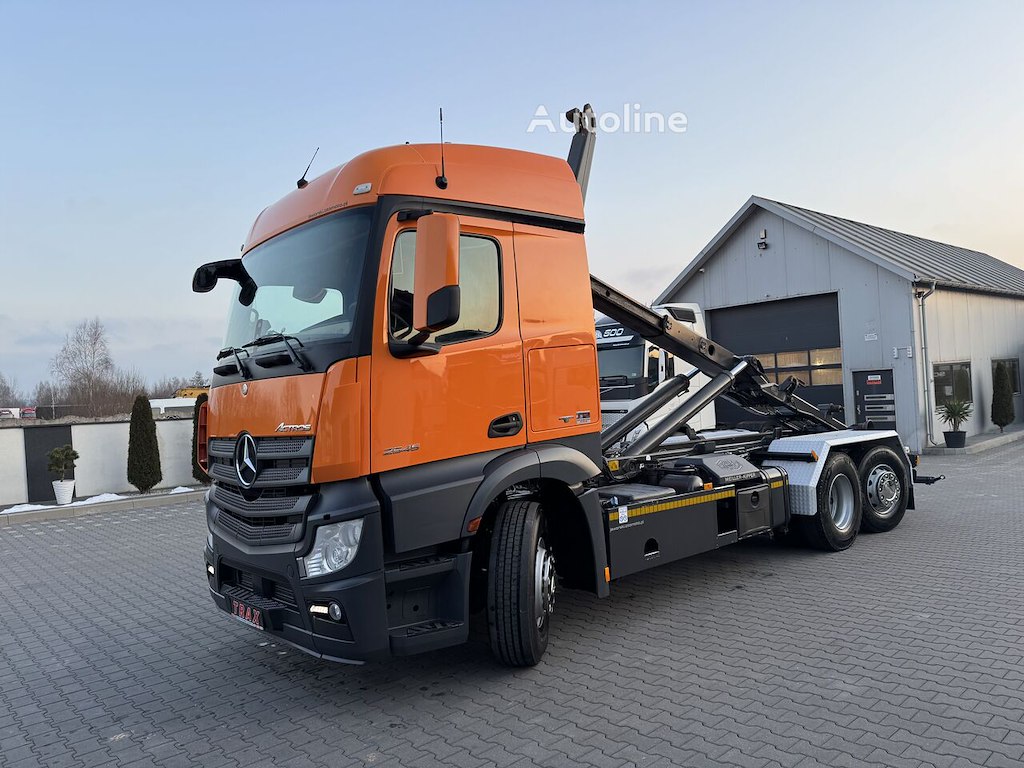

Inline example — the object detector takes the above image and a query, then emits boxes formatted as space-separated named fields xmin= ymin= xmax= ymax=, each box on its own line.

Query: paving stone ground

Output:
xmin=1 ymin=445 xmax=1023 ymax=768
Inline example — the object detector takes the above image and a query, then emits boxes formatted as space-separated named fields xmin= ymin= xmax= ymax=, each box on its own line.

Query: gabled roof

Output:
xmin=656 ymin=196 xmax=1024 ymax=302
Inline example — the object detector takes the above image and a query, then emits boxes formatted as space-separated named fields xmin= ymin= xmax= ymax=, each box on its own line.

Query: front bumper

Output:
xmin=203 ymin=480 xmax=471 ymax=663
xmin=206 ymin=546 xmax=390 ymax=663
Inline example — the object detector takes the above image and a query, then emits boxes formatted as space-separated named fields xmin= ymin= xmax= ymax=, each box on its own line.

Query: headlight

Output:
xmin=303 ymin=519 xmax=363 ymax=578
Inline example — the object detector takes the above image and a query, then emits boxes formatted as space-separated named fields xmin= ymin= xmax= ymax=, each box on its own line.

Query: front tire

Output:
xmin=799 ymin=452 xmax=863 ymax=551
xmin=858 ymin=446 xmax=909 ymax=533
xmin=487 ymin=500 xmax=555 ymax=667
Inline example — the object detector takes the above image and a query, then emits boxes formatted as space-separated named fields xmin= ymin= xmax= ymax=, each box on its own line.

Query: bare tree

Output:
xmin=95 ymin=368 xmax=147 ymax=416
xmin=149 ymin=376 xmax=191 ymax=399
xmin=0 ymin=372 xmax=24 ymax=406
xmin=51 ymin=318 xmax=115 ymax=417
xmin=32 ymin=380 xmax=61 ymax=419
xmin=150 ymin=371 xmax=210 ymax=398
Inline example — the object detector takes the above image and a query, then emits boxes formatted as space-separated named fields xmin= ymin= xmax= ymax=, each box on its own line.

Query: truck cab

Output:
xmin=196 ymin=143 xmax=607 ymax=664
xmin=597 ymin=303 xmax=715 ymax=437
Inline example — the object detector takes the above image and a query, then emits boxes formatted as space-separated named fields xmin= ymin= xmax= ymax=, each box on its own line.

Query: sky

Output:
xmin=2 ymin=1 xmax=1023 ymax=394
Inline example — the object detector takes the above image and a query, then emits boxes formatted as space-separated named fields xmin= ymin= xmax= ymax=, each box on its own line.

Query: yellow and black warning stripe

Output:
xmin=608 ymin=489 xmax=736 ymax=524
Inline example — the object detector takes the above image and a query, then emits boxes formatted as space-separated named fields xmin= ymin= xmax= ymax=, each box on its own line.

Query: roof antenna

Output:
xmin=435 ymin=108 xmax=448 ymax=190
xmin=296 ymin=146 xmax=319 ymax=189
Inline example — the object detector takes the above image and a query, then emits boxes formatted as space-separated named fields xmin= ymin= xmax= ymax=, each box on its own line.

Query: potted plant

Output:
xmin=48 ymin=444 xmax=80 ymax=505
xmin=936 ymin=399 xmax=973 ymax=448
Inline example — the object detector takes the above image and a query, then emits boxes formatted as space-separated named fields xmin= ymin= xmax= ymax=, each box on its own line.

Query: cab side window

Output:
xmin=647 ymin=348 xmax=661 ymax=387
xmin=389 ymin=230 xmax=501 ymax=345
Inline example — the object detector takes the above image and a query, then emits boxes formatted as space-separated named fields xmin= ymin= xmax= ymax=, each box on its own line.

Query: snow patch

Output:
xmin=169 ymin=486 xmax=195 ymax=494
xmin=3 ymin=493 xmax=128 ymax=515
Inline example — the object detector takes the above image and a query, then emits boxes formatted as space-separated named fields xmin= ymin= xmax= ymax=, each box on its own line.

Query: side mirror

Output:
xmin=192 ymin=263 xmax=222 ymax=292
xmin=413 ymin=213 xmax=460 ymax=333
xmin=192 ymin=259 xmax=257 ymax=306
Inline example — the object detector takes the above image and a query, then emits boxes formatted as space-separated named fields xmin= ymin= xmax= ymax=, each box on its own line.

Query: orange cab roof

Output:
xmin=244 ymin=143 xmax=584 ymax=252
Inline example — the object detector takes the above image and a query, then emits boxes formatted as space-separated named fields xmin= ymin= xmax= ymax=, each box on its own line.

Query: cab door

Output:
xmin=370 ymin=214 xmax=525 ymax=473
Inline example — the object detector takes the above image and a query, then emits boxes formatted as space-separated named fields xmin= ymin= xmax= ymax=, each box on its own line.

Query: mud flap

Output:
xmin=578 ymin=488 xmax=610 ymax=598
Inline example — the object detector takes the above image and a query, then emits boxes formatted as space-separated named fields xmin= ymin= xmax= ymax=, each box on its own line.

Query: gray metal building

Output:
xmin=656 ymin=197 xmax=1024 ymax=452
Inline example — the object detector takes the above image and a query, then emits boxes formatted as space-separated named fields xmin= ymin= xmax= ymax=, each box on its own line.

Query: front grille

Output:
xmin=217 ymin=507 xmax=302 ymax=545
xmin=209 ymin=438 xmax=235 ymax=454
xmin=207 ymin=434 xmax=313 ymax=487
xmin=257 ymin=436 xmax=307 ymax=453
xmin=257 ymin=466 xmax=306 ymax=482
xmin=209 ymin=434 xmax=315 ymax=546
xmin=214 ymin=484 xmax=305 ymax=513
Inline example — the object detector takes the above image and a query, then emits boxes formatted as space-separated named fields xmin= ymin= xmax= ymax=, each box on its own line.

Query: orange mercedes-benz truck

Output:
xmin=196 ymin=106 xmax=937 ymax=666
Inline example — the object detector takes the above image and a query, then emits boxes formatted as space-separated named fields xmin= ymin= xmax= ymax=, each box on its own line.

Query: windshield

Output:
xmin=598 ymin=344 xmax=644 ymax=379
xmin=223 ymin=207 xmax=373 ymax=350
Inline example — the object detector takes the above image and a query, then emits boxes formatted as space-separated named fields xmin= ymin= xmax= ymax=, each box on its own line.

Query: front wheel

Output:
xmin=858 ymin=446 xmax=909 ymax=533
xmin=487 ymin=499 xmax=555 ymax=667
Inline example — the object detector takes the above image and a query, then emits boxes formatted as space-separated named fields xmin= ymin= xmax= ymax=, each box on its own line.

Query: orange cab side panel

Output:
xmin=208 ymin=375 xmax=324 ymax=438
xmin=369 ymin=216 xmax=526 ymax=473
xmin=513 ymin=223 xmax=601 ymax=442
xmin=311 ymin=357 xmax=371 ymax=484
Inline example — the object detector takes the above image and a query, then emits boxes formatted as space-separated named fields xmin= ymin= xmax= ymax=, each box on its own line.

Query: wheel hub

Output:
xmin=534 ymin=537 xmax=556 ymax=629
xmin=866 ymin=464 xmax=900 ymax=517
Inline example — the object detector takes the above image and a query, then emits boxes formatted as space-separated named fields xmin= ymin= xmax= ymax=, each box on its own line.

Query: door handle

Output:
xmin=488 ymin=412 xmax=523 ymax=438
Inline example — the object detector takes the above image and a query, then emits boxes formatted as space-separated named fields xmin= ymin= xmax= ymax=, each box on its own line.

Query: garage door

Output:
xmin=707 ymin=293 xmax=844 ymax=426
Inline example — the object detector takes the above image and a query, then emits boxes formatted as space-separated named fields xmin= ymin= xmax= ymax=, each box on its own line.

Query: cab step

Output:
xmin=389 ymin=620 xmax=466 ymax=656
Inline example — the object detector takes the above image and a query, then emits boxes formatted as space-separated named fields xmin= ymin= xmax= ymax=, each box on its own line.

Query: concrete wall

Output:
xmin=0 ymin=419 xmax=195 ymax=505
xmin=664 ymin=209 xmax=923 ymax=450
xmin=922 ymin=289 xmax=1024 ymax=441
xmin=0 ymin=428 xmax=29 ymax=505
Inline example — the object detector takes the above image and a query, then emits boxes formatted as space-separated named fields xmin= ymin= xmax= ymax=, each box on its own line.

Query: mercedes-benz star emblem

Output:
xmin=234 ymin=433 xmax=258 ymax=488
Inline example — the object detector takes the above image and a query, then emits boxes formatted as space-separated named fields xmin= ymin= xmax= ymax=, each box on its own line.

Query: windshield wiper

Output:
xmin=215 ymin=346 xmax=253 ymax=380
xmin=242 ymin=333 xmax=311 ymax=371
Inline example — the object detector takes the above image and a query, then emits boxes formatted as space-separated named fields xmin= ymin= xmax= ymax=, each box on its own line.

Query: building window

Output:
xmin=389 ymin=231 xmax=501 ymax=346
xmin=811 ymin=368 xmax=844 ymax=386
xmin=750 ymin=347 xmax=842 ymax=387
xmin=933 ymin=362 xmax=973 ymax=405
xmin=776 ymin=351 xmax=809 ymax=369
xmin=992 ymin=358 xmax=1021 ymax=395
xmin=810 ymin=347 xmax=842 ymax=366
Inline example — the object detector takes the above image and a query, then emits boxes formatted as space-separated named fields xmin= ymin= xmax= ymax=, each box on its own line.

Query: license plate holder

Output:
xmin=228 ymin=597 xmax=265 ymax=631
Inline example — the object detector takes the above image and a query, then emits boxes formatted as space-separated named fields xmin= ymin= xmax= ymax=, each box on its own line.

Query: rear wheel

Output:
xmin=858 ymin=446 xmax=909 ymax=533
xmin=487 ymin=499 xmax=555 ymax=666
xmin=799 ymin=452 xmax=862 ymax=551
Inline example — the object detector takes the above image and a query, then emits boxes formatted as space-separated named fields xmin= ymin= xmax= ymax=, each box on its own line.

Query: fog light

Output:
xmin=328 ymin=602 xmax=343 ymax=621
xmin=206 ymin=564 xmax=215 ymax=576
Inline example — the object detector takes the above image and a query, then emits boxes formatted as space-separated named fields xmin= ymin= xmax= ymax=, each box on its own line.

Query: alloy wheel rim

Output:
xmin=866 ymin=463 xmax=900 ymax=518
xmin=829 ymin=474 xmax=856 ymax=533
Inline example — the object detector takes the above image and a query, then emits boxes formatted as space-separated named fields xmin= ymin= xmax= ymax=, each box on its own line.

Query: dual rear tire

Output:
xmin=799 ymin=446 xmax=909 ymax=551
